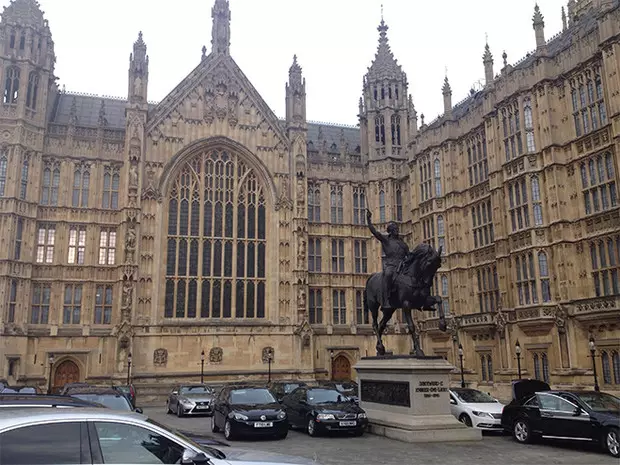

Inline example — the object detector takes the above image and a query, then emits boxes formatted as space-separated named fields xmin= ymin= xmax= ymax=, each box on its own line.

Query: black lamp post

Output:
xmin=267 ymin=349 xmax=274 ymax=383
xmin=200 ymin=350 xmax=205 ymax=384
xmin=589 ymin=336 xmax=600 ymax=392
xmin=515 ymin=340 xmax=522 ymax=379
xmin=330 ymin=350 xmax=335 ymax=380
xmin=126 ymin=352 xmax=132 ymax=385
xmin=47 ymin=353 xmax=55 ymax=394
xmin=458 ymin=344 xmax=465 ymax=388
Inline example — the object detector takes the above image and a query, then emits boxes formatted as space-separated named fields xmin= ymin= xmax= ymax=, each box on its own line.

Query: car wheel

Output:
xmin=307 ymin=417 xmax=317 ymax=437
xmin=224 ymin=420 xmax=234 ymax=440
xmin=459 ymin=413 xmax=472 ymax=427
xmin=211 ymin=416 xmax=220 ymax=433
xmin=513 ymin=418 xmax=531 ymax=444
xmin=604 ymin=427 xmax=619 ymax=458
xmin=176 ymin=404 xmax=183 ymax=418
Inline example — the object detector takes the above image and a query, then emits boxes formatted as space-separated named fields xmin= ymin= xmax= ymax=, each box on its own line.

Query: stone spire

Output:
xmin=211 ymin=0 xmax=231 ymax=55
xmin=533 ymin=4 xmax=546 ymax=51
xmin=442 ymin=74 xmax=452 ymax=118
xmin=483 ymin=41 xmax=494 ymax=85
xmin=367 ymin=15 xmax=402 ymax=80
xmin=98 ymin=100 xmax=107 ymax=127
xmin=285 ymin=54 xmax=306 ymax=129
xmin=128 ymin=31 xmax=149 ymax=103
xmin=1 ymin=0 xmax=46 ymax=27
xmin=561 ymin=6 xmax=567 ymax=31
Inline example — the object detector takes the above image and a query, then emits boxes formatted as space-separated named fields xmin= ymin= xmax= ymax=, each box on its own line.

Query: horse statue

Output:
xmin=363 ymin=243 xmax=447 ymax=356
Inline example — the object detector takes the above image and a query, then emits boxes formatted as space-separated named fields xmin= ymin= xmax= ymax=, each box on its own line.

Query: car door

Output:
xmin=214 ymin=387 xmax=229 ymax=429
xmin=290 ymin=389 xmax=307 ymax=427
xmin=449 ymin=393 xmax=460 ymax=418
xmin=537 ymin=393 xmax=589 ymax=438
xmin=0 ymin=421 xmax=89 ymax=464
xmin=89 ymin=421 xmax=187 ymax=464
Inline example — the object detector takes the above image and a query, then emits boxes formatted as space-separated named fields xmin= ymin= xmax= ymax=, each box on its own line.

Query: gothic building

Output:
xmin=0 ymin=0 xmax=618 ymax=398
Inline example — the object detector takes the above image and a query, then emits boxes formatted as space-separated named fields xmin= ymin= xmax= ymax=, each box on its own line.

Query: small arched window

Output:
xmin=539 ymin=251 xmax=551 ymax=302
xmin=532 ymin=176 xmax=543 ymax=226
xmin=0 ymin=155 xmax=7 ymax=197
xmin=395 ymin=187 xmax=402 ymax=221
xmin=19 ymin=32 xmax=25 ymax=50
xmin=602 ymin=351 xmax=612 ymax=384
xmin=4 ymin=67 xmax=20 ymax=104
xmin=26 ymin=72 xmax=39 ymax=110
xmin=434 ymin=159 xmax=442 ymax=197
xmin=441 ymin=275 xmax=449 ymax=315
xmin=605 ymin=152 xmax=614 ymax=180
xmin=480 ymin=355 xmax=487 ymax=381
xmin=20 ymin=159 xmax=29 ymax=200
xmin=379 ymin=189 xmax=386 ymax=223
xmin=437 ymin=215 xmax=445 ymax=253
xmin=613 ymin=351 xmax=620 ymax=385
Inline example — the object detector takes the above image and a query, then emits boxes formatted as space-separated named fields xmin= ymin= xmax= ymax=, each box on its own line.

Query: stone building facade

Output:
xmin=0 ymin=0 xmax=618 ymax=397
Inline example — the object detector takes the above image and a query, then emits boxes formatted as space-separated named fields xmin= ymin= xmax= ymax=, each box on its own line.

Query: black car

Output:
xmin=282 ymin=386 xmax=368 ymax=436
xmin=268 ymin=380 xmax=308 ymax=402
xmin=212 ymin=386 xmax=288 ymax=440
xmin=319 ymin=381 xmax=359 ymax=403
xmin=0 ymin=394 xmax=104 ymax=409
xmin=501 ymin=380 xmax=620 ymax=458
xmin=65 ymin=387 xmax=143 ymax=413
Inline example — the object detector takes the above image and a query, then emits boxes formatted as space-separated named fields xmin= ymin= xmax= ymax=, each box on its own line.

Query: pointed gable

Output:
xmin=366 ymin=19 xmax=405 ymax=82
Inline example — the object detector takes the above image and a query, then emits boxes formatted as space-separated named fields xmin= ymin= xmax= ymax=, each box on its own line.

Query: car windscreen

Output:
xmin=72 ymin=394 xmax=132 ymax=411
xmin=180 ymin=386 xmax=213 ymax=395
xmin=308 ymin=389 xmax=345 ymax=404
xmin=453 ymin=390 xmax=496 ymax=403
xmin=576 ymin=392 xmax=620 ymax=413
xmin=229 ymin=389 xmax=276 ymax=405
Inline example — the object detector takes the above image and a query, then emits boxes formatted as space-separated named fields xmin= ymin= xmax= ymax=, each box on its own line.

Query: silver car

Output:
xmin=168 ymin=384 xmax=216 ymax=417
xmin=0 ymin=408 xmax=297 ymax=465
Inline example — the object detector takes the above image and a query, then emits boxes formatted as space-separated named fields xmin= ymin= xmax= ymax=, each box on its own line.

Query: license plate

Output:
xmin=254 ymin=421 xmax=273 ymax=428
xmin=339 ymin=421 xmax=356 ymax=427
xmin=196 ymin=406 xmax=209 ymax=409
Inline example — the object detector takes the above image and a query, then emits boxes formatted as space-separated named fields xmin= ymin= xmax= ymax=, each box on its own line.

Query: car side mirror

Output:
xmin=181 ymin=451 xmax=210 ymax=465
xmin=573 ymin=406 xmax=584 ymax=416
xmin=134 ymin=407 xmax=143 ymax=414
xmin=172 ymin=391 xmax=178 ymax=395
xmin=450 ymin=399 xmax=457 ymax=405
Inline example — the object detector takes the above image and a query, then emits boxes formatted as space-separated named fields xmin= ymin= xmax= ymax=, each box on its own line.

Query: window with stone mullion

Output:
xmin=355 ymin=290 xmax=369 ymax=325
xmin=516 ymin=253 xmax=538 ymax=306
xmin=307 ymin=184 xmax=321 ymax=223
xmin=571 ymin=69 xmax=607 ymax=138
xmin=472 ymin=200 xmax=493 ymax=249
xmin=352 ymin=187 xmax=366 ymax=225
xmin=580 ymin=152 xmax=617 ymax=215
xmin=332 ymin=289 xmax=346 ymax=325
xmin=63 ymin=284 xmax=82 ymax=325
xmin=94 ymin=285 xmax=113 ymax=325
xmin=30 ymin=283 xmax=50 ymax=324
xmin=36 ymin=223 xmax=55 ymax=264
xmin=354 ymin=240 xmax=367 ymax=274
xmin=164 ymin=150 xmax=267 ymax=320
xmin=330 ymin=185 xmax=344 ymax=224
xmin=331 ymin=239 xmax=345 ymax=273
xmin=308 ymin=238 xmax=321 ymax=273
xmin=477 ymin=265 xmax=499 ymax=313
xmin=508 ymin=178 xmax=531 ymax=232
xmin=467 ymin=134 xmax=488 ymax=186
xmin=590 ymin=235 xmax=620 ymax=297
xmin=309 ymin=289 xmax=323 ymax=324
xmin=502 ymin=102 xmax=523 ymax=162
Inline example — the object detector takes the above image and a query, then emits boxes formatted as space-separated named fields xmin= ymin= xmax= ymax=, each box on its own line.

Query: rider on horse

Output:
xmin=366 ymin=209 xmax=409 ymax=310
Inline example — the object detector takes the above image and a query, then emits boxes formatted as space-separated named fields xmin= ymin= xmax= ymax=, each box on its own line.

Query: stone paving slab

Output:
xmin=143 ymin=407 xmax=616 ymax=465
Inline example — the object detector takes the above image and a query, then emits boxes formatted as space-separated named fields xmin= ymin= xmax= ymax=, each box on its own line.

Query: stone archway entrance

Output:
xmin=53 ymin=359 xmax=80 ymax=393
xmin=331 ymin=355 xmax=351 ymax=381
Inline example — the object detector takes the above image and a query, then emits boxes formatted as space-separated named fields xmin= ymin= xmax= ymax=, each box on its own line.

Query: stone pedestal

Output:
xmin=354 ymin=355 xmax=482 ymax=443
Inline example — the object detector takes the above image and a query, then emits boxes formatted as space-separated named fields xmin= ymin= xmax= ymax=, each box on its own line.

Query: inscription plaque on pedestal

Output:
xmin=360 ymin=380 xmax=411 ymax=407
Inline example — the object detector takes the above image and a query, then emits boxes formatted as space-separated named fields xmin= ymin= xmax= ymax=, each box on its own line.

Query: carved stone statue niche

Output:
xmin=125 ymin=228 xmax=137 ymax=264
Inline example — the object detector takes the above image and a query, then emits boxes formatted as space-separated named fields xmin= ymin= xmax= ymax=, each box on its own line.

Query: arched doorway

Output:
xmin=53 ymin=359 xmax=80 ymax=393
xmin=331 ymin=355 xmax=351 ymax=381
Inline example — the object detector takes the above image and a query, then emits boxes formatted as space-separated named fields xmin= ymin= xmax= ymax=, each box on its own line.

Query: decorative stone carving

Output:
xmin=262 ymin=347 xmax=275 ymax=363
xmin=494 ymin=310 xmax=507 ymax=337
xmin=121 ymin=280 xmax=133 ymax=321
xmin=297 ymin=235 xmax=306 ymax=269
xmin=153 ymin=348 xmax=168 ymax=367
xmin=125 ymin=228 xmax=137 ymax=264
xmin=129 ymin=163 xmax=139 ymax=188
xmin=297 ymin=286 xmax=306 ymax=310
xmin=554 ymin=304 xmax=567 ymax=334
xmin=209 ymin=347 xmax=223 ymax=363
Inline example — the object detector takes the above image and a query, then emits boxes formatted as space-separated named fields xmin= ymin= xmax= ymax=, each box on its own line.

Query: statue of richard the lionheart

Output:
xmin=364 ymin=209 xmax=447 ymax=356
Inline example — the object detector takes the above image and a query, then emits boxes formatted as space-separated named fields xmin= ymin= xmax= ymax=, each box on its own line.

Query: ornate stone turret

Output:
xmin=285 ymin=55 xmax=306 ymax=131
xmin=533 ymin=4 xmax=546 ymax=52
xmin=128 ymin=31 xmax=148 ymax=104
xmin=483 ymin=42 xmax=494 ymax=86
xmin=211 ymin=0 xmax=231 ymax=55
xmin=360 ymin=12 xmax=412 ymax=160
xmin=561 ymin=6 xmax=567 ymax=31
xmin=442 ymin=75 xmax=452 ymax=118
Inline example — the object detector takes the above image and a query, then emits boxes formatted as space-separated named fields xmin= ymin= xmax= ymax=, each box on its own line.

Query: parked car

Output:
xmin=58 ymin=382 xmax=90 ymax=395
xmin=449 ymin=388 xmax=504 ymax=430
xmin=0 ymin=408 xmax=298 ymax=465
xmin=0 ymin=385 xmax=42 ymax=394
xmin=168 ymin=384 xmax=216 ymax=417
xmin=501 ymin=379 xmax=620 ymax=458
xmin=0 ymin=394 xmax=104 ymax=409
xmin=64 ymin=386 xmax=143 ymax=413
xmin=281 ymin=386 xmax=368 ymax=437
xmin=114 ymin=383 xmax=136 ymax=407
xmin=212 ymin=386 xmax=288 ymax=440
xmin=268 ymin=380 xmax=308 ymax=402
xmin=319 ymin=381 xmax=359 ymax=403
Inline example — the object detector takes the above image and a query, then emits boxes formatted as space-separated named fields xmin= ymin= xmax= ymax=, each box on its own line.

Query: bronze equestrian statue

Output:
xmin=365 ymin=209 xmax=447 ymax=356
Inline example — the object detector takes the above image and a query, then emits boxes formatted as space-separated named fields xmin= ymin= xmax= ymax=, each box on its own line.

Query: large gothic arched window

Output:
xmin=165 ymin=149 xmax=266 ymax=319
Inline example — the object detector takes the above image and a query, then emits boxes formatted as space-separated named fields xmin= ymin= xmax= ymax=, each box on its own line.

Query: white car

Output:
xmin=449 ymin=388 xmax=505 ymax=431
xmin=0 ymin=408 xmax=301 ymax=465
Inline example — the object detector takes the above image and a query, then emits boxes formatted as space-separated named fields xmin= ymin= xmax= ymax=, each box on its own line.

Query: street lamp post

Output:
xmin=267 ymin=349 xmax=274 ymax=383
xmin=458 ymin=344 xmax=465 ymax=388
xmin=47 ymin=354 xmax=55 ymax=394
xmin=589 ymin=336 xmax=600 ymax=392
xmin=200 ymin=350 xmax=205 ymax=384
xmin=515 ymin=340 xmax=522 ymax=379
xmin=126 ymin=352 xmax=132 ymax=385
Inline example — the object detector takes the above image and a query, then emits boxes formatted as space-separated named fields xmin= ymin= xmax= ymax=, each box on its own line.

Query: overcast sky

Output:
xmin=32 ymin=0 xmax=567 ymax=125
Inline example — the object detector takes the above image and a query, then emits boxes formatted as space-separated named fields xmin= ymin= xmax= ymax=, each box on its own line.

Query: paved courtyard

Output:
xmin=144 ymin=407 xmax=616 ymax=465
